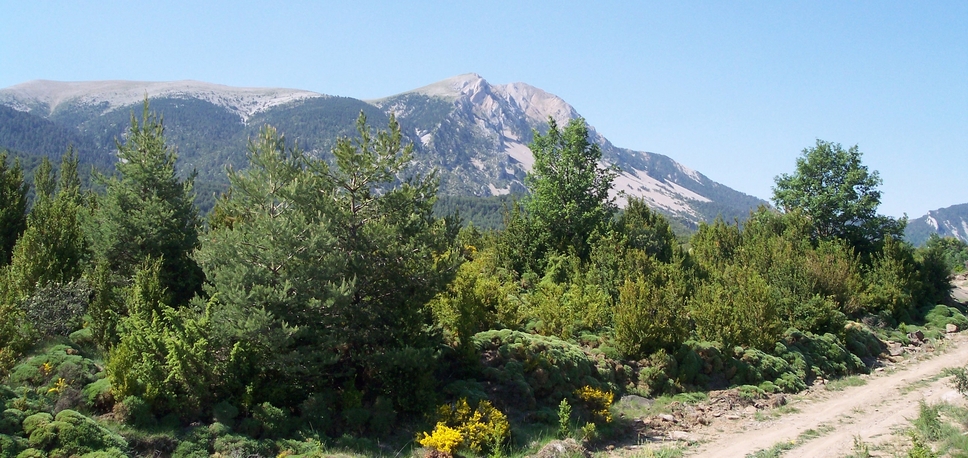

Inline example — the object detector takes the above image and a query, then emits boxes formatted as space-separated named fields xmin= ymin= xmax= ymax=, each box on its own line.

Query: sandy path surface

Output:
xmin=684 ymin=311 xmax=968 ymax=457
xmin=685 ymin=335 xmax=967 ymax=457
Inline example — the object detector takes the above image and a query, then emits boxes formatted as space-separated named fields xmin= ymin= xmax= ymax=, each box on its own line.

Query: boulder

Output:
xmin=907 ymin=330 xmax=925 ymax=344
xmin=668 ymin=431 xmax=693 ymax=442
xmin=616 ymin=394 xmax=654 ymax=410
xmin=529 ymin=438 xmax=590 ymax=458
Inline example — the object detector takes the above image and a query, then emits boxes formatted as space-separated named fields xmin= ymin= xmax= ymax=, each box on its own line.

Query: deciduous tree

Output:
xmin=772 ymin=140 xmax=903 ymax=255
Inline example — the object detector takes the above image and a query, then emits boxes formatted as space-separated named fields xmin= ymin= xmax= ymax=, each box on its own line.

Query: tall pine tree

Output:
xmin=0 ymin=151 xmax=28 ymax=266
xmin=88 ymin=101 xmax=203 ymax=306
xmin=7 ymin=150 xmax=87 ymax=298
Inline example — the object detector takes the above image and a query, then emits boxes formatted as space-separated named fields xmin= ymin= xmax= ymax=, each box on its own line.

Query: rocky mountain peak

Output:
xmin=0 ymin=80 xmax=323 ymax=120
xmin=0 ymin=74 xmax=768 ymax=227
xmin=408 ymin=73 xmax=489 ymax=100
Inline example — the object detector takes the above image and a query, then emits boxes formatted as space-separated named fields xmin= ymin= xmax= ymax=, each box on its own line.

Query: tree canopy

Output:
xmin=772 ymin=139 xmax=903 ymax=255
xmin=525 ymin=117 xmax=617 ymax=260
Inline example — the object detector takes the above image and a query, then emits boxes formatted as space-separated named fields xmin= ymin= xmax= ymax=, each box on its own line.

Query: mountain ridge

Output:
xmin=905 ymin=203 xmax=968 ymax=246
xmin=0 ymin=74 xmax=767 ymax=227
xmin=0 ymin=79 xmax=324 ymax=121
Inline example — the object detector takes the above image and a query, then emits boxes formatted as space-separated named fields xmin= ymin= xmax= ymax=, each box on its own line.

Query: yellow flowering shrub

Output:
xmin=575 ymin=385 xmax=614 ymax=423
xmin=419 ymin=398 xmax=510 ymax=455
xmin=418 ymin=422 xmax=463 ymax=455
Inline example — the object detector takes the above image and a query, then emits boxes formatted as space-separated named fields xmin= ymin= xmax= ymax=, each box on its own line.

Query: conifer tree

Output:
xmin=195 ymin=125 xmax=349 ymax=407
xmin=88 ymin=101 xmax=202 ymax=305
xmin=0 ymin=151 xmax=28 ymax=266
xmin=7 ymin=150 xmax=87 ymax=298
xmin=196 ymin=113 xmax=457 ymax=414
xmin=525 ymin=117 xmax=616 ymax=261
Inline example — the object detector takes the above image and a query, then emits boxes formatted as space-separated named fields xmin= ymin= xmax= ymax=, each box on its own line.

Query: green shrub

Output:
xmin=471 ymin=330 xmax=616 ymax=411
xmin=691 ymin=265 xmax=783 ymax=351
xmin=67 ymin=328 xmax=95 ymax=350
xmin=253 ymin=402 xmax=291 ymax=439
xmin=367 ymin=396 xmax=396 ymax=437
xmin=442 ymin=380 xmax=488 ymax=403
xmin=526 ymin=253 xmax=611 ymax=340
xmin=861 ymin=237 xmax=921 ymax=318
xmin=429 ymin=249 xmax=522 ymax=349
xmin=731 ymin=348 xmax=794 ymax=387
xmin=737 ymin=385 xmax=765 ymax=400
xmin=0 ymin=433 xmax=27 ymax=458
xmin=633 ymin=349 xmax=678 ymax=396
xmin=844 ymin=322 xmax=885 ymax=360
xmin=21 ymin=413 xmax=52 ymax=437
xmin=925 ymin=305 xmax=968 ymax=330
xmin=19 ymin=280 xmax=91 ymax=338
xmin=172 ymin=438 xmax=210 ymax=458
xmin=6 ymin=344 xmax=97 ymax=396
xmin=0 ymin=408 xmax=26 ymax=435
xmin=0 ymin=385 xmax=14 ymax=404
xmin=80 ymin=378 xmax=112 ymax=413
xmin=113 ymin=395 xmax=153 ymax=427
xmin=614 ymin=266 xmax=690 ymax=359
xmin=211 ymin=400 xmax=238 ymax=426
xmin=13 ymin=448 xmax=44 ymax=458
xmin=40 ymin=409 xmax=126 ymax=456
xmin=782 ymin=330 xmax=866 ymax=379
xmin=212 ymin=433 xmax=272 ymax=457
xmin=296 ymin=394 xmax=333 ymax=435
xmin=209 ymin=422 xmax=232 ymax=437
xmin=557 ymin=399 xmax=572 ymax=438
xmin=366 ymin=345 xmax=436 ymax=415
xmin=78 ymin=449 xmax=127 ymax=458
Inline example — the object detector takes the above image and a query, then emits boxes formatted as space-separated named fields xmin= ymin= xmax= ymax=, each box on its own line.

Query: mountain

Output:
xmin=0 ymin=74 xmax=766 ymax=226
xmin=905 ymin=203 xmax=968 ymax=246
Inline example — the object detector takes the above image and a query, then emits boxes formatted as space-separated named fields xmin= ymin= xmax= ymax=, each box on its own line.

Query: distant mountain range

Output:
xmin=0 ymin=74 xmax=769 ymax=227
xmin=905 ymin=203 xmax=968 ymax=246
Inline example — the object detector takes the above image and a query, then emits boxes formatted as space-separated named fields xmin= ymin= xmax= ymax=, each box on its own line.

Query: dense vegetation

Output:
xmin=0 ymin=106 xmax=963 ymax=457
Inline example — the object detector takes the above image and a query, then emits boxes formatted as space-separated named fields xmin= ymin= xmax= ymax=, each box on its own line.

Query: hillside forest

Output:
xmin=1 ymin=102 xmax=968 ymax=457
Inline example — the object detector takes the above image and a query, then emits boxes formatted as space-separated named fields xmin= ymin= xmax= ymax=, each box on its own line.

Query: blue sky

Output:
xmin=1 ymin=1 xmax=965 ymax=218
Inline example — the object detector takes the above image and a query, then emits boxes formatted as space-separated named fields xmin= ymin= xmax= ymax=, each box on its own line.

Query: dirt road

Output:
xmin=683 ymin=332 xmax=968 ymax=457
xmin=676 ymin=277 xmax=968 ymax=458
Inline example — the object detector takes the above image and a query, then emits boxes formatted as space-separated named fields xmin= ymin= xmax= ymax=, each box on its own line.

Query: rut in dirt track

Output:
xmin=686 ymin=332 xmax=968 ymax=457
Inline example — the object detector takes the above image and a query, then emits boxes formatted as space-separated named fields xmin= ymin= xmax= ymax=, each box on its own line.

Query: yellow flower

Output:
xmin=418 ymin=422 xmax=463 ymax=455
xmin=47 ymin=378 xmax=68 ymax=394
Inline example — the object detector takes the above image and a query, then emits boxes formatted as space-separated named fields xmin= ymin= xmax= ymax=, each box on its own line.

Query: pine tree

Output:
xmin=7 ymin=150 xmax=87 ymax=298
xmin=88 ymin=101 xmax=202 ymax=305
xmin=525 ymin=117 xmax=616 ymax=261
xmin=196 ymin=114 xmax=457 ymax=414
xmin=196 ymin=125 xmax=351 ymax=408
xmin=0 ymin=151 xmax=28 ymax=266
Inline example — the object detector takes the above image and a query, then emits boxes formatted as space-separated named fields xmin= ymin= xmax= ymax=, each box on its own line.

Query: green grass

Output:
xmin=746 ymin=440 xmax=796 ymax=458
xmin=745 ymin=424 xmax=834 ymax=457
xmin=825 ymin=375 xmax=867 ymax=391
xmin=610 ymin=444 xmax=686 ymax=458
xmin=842 ymin=435 xmax=871 ymax=458
xmin=899 ymin=371 xmax=948 ymax=395
xmin=753 ymin=404 xmax=801 ymax=421
xmin=908 ymin=401 xmax=968 ymax=457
